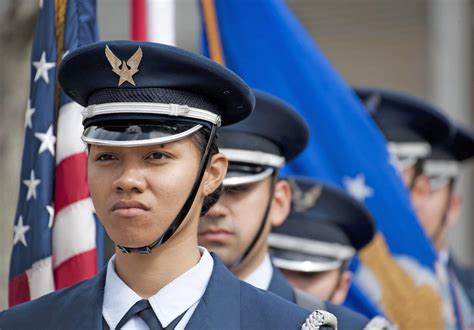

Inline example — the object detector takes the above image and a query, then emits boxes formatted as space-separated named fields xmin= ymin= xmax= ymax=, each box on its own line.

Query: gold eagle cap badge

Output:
xmin=105 ymin=45 xmax=143 ymax=86
xmin=289 ymin=178 xmax=322 ymax=213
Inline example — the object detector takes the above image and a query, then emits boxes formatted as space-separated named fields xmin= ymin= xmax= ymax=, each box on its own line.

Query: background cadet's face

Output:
xmin=87 ymin=139 xmax=201 ymax=248
xmin=281 ymin=268 xmax=352 ymax=305
xmin=198 ymin=178 xmax=272 ymax=266
xmin=417 ymin=184 xmax=450 ymax=239
xmin=401 ymin=165 xmax=416 ymax=187
xmin=402 ymin=166 xmax=432 ymax=223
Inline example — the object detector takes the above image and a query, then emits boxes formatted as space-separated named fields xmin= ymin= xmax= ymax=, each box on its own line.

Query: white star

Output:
xmin=32 ymin=51 xmax=56 ymax=84
xmin=343 ymin=173 xmax=374 ymax=202
xmin=23 ymin=170 xmax=41 ymax=201
xmin=35 ymin=125 xmax=56 ymax=156
xmin=13 ymin=216 xmax=31 ymax=247
xmin=25 ymin=100 xmax=36 ymax=129
xmin=39 ymin=0 xmax=43 ymax=9
xmin=46 ymin=205 xmax=54 ymax=228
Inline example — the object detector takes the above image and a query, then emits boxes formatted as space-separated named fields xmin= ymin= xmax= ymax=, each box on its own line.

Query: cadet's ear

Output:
xmin=269 ymin=180 xmax=291 ymax=227
xmin=203 ymin=153 xmax=228 ymax=196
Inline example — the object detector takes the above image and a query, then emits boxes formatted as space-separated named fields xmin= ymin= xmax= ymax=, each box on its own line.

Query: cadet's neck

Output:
xmin=233 ymin=240 xmax=269 ymax=280
xmin=114 ymin=228 xmax=201 ymax=298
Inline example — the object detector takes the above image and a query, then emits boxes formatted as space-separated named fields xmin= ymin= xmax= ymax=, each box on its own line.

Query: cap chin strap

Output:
xmin=230 ymin=172 xmax=278 ymax=270
xmin=430 ymin=178 xmax=456 ymax=247
xmin=116 ymin=124 xmax=218 ymax=254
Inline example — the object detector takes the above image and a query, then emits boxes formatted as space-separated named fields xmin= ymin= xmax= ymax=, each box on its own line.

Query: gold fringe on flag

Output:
xmin=360 ymin=234 xmax=444 ymax=329
xmin=201 ymin=0 xmax=225 ymax=65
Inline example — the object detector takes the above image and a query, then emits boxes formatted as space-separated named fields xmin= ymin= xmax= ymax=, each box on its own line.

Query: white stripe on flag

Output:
xmin=147 ymin=0 xmax=176 ymax=46
xmin=26 ymin=257 xmax=55 ymax=300
xmin=52 ymin=198 xmax=96 ymax=268
xmin=56 ymin=101 xmax=86 ymax=165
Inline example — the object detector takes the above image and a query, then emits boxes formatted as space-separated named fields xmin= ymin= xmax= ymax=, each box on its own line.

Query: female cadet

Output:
xmin=0 ymin=41 xmax=332 ymax=329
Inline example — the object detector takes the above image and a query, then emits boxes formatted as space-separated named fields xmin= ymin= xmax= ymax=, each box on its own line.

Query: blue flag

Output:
xmin=199 ymin=0 xmax=445 ymax=326
xmin=9 ymin=0 xmax=102 ymax=307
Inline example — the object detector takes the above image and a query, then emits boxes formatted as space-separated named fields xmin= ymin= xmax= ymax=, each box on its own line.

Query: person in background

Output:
xmin=355 ymin=87 xmax=452 ymax=216
xmin=419 ymin=124 xmax=474 ymax=325
xmin=269 ymin=176 xmax=375 ymax=306
xmin=199 ymin=89 xmax=370 ymax=329
xmin=356 ymin=87 xmax=472 ymax=329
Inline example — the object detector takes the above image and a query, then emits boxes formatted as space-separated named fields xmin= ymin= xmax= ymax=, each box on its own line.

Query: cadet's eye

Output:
xmin=224 ymin=184 xmax=250 ymax=195
xmin=147 ymin=151 xmax=168 ymax=160
xmin=96 ymin=153 xmax=116 ymax=161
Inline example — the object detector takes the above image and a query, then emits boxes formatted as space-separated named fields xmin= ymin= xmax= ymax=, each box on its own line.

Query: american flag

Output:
xmin=8 ymin=0 xmax=102 ymax=307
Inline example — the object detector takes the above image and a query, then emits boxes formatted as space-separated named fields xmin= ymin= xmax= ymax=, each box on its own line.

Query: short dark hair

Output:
xmin=190 ymin=127 xmax=223 ymax=216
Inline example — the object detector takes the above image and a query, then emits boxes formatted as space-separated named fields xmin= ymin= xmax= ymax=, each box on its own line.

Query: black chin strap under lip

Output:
xmin=117 ymin=124 xmax=218 ymax=254
xmin=230 ymin=172 xmax=278 ymax=270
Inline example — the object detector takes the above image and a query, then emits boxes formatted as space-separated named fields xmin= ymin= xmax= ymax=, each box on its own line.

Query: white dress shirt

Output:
xmin=102 ymin=247 xmax=213 ymax=329
xmin=243 ymin=253 xmax=273 ymax=290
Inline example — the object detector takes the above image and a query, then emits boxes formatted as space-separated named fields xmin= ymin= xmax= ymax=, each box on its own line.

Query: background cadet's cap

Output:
xmin=219 ymin=89 xmax=310 ymax=186
xmin=58 ymin=40 xmax=254 ymax=146
xmin=354 ymin=87 xmax=452 ymax=171
xmin=269 ymin=176 xmax=376 ymax=273
xmin=424 ymin=124 xmax=474 ymax=190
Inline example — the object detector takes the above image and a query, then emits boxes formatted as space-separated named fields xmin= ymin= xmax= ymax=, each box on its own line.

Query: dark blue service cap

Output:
xmin=424 ymin=124 xmax=474 ymax=188
xmin=429 ymin=124 xmax=474 ymax=162
xmin=269 ymin=176 xmax=375 ymax=272
xmin=58 ymin=40 xmax=254 ymax=128
xmin=219 ymin=90 xmax=309 ymax=186
xmin=355 ymin=87 xmax=453 ymax=170
xmin=355 ymin=87 xmax=451 ymax=144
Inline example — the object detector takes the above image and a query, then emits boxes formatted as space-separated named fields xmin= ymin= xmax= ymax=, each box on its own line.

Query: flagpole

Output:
xmin=131 ymin=0 xmax=147 ymax=41
xmin=200 ymin=0 xmax=225 ymax=65
xmin=54 ymin=0 xmax=67 ymax=136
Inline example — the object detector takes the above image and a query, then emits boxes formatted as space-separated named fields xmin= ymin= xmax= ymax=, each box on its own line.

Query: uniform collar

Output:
xmin=243 ymin=254 xmax=273 ymax=290
xmin=267 ymin=261 xmax=296 ymax=302
xmin=102 ymin=247 xmax=213 ymax=328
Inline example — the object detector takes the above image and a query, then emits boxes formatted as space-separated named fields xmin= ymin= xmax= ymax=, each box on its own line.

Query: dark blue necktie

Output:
xmin=113 ymin=299 xmax=187 ymax=330
xmin=116 ymin=299 xmax=161 ymax=329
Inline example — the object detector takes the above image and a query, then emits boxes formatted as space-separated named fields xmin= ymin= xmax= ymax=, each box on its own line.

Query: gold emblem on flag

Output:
xmin=290 ymin=179 xmax=322 ymax=213
xmin=105 ymin=45 xmax=143 ymax=86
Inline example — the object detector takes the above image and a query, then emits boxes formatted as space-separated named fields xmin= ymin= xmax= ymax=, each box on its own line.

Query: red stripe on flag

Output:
xmin=131 ymin=0 xmax=147 ymax=41
xmin=8 ymin=273 xmax=30 ymax=307
xmin=54 ymin=249 xmax=97 ymax=289
xmin=54 ymin=152 xmax=89 ymax=215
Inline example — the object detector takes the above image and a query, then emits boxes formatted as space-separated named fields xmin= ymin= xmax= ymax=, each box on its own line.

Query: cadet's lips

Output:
xmin=198 ymin=228 xmax=233 ymax=241
xmin=111 ymin=200 xmax=150 ymax=217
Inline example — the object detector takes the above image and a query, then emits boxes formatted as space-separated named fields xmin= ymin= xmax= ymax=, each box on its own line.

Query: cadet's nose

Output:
xmin=112 ymin=163 xmax=146 ymax=194
xmin=205 ymin=200 xmax=228 ymax=218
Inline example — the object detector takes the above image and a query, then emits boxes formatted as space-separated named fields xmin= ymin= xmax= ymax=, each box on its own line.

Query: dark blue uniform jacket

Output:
xmin=268 ymin=264 xmax=370 ymax=330
xmin=1 ymin=254 xmax=320 ymax=330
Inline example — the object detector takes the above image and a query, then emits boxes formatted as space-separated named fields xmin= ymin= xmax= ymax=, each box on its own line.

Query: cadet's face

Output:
xmin=402 ymin=166 xmax=431 ymax=221
xmin=401 ymin=166 xmax=416 ymax=187
xmin=87 ymin=139 xmax=201 ymax=248
xmin=417 ymin=184 xmax=451 ymax=243
xmin=281 ymin=269 xmax=351 ymax=305
xmin=198 ymin=178 xmax=272 ymax=267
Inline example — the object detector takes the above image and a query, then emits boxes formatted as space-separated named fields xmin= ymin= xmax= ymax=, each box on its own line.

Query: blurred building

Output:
xmin=0 ymin=0 xmax=472 ymax=310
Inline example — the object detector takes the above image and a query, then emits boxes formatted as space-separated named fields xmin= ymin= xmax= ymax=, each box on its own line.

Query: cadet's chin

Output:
xmin=109 ymin=229 xmax=165 ymax=249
